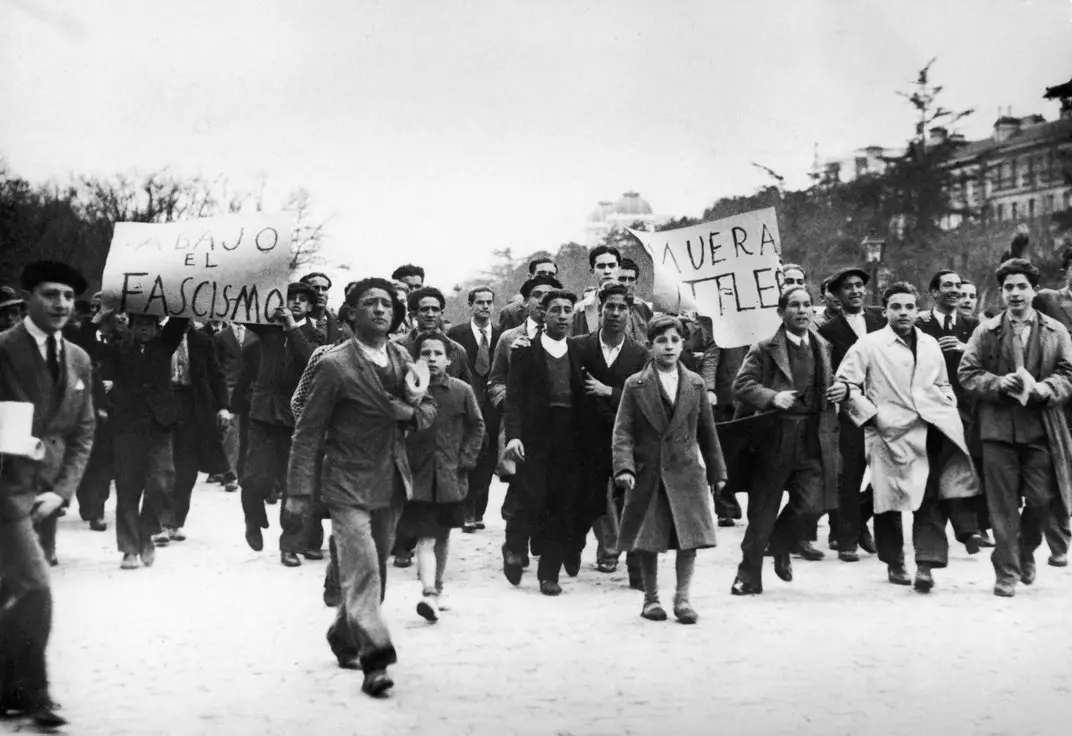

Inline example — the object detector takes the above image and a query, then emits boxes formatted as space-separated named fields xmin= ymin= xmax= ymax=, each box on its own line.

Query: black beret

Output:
xmin=20 ymin=260 xmax=88 ymax=296
xmin=520 ymin=275 xmax=563 ymax=298
xmin=287 ymin=282 xmax=317 ymax=300
xmin=827 ymin=267 xmax=869 ymax=291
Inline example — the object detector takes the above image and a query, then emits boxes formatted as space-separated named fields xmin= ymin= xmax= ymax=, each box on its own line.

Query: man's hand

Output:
xmin=771 ymin=391 xmax=798 ymax=411
xmin=1000 ymin=373 xmax=1025 ymax=394
xmin=584 ymin=373 xmax=612 ymax=398
xmin=97 ymin=408 xmax=108 ymax=422
xmin=102 ymin=380 xmax=114 ymax=394
xmin=31 ymin=491 xmax=64 ymax=523
xmin=614 ymin=472 xmax=635 ymax=492
xmin=707 ymin=390 xmax=718 ymax=406
xmin=217 ymin=409 xmax=234 ymax=426
xmin=825 ymin=382 xmax=848 ymax=403
xmin=1033 ymin=382 xmax=1055 ymax=404
xmin=937 ymin=336 xmax=966 ymax=353
xmin=283 ymin=496 xmax=309 ymax=520
xmin=505 ymin=438 xmax=525 ymax=462
xmin=713 ymin=481 xmax=726 ymax=493
xmin=511 ymin=335 xmax=532 ymax=351
xmin=404 ymin=361 xmax=431 ymax=405
xmin=274 ymin=307 xmax=297 ymax=330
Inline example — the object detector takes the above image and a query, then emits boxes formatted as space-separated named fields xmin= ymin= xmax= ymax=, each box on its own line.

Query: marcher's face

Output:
xmin=592 ymin=254 xmax=620 ymax=285
xmin=288 ymin=294 xmax=312 ymax=319
xmin=931 ymin=273 xmax=961 ymax=311
xmin=824 ymin=289 xmax=842 ymax=315
xmin=470 ymin=291 xmax=493 ymax=322
xmin=958 ymin=284 xmax=978 ymax=318
xmin=90 ymin=294 xmax=103 ymax=315
xmin=0 ymin=306 xmax=20 ymax=331
xmin=354 ymin=288 xmax=394 ymax=336
xmin=534 ymin=262 xmax=557 ymax=278
xmin=26 ymin=281 xmax=75 ymax=334
xmin=779 ymin=290 xmax=813 ymax=334
xmin=527 ymin=286 xmax=553 ymax=324
xmin=1001 ymin=274 xmax=1036 ymax=316
xmin=836 ymin=276 xmax=866 ymax=312
xmin=600 ymin=294 xmax=629 ymax=334
xmin=651 ymin=328 xmax=684 ymax=369
xmin=543 ymin=298 xmax=574 ymax=339
xmin=416 ymin=297 xmax=442 ymax=331
xmin=130 ymin=315 xmax=161 ymax=344
xmin=401 ymin=275 xmax=423 ymax=290
xmin=418 ymin=339 xmax=448 ymax=376
xmin=782 ymin=268 xmax=806 ymax=288
xmin=618 ymin=268 xmax=638 ymax=298
xmin=306 ymin=277 xmax=330 ymax=308
xmin=884 ymin=293 xmax=918 ymax=335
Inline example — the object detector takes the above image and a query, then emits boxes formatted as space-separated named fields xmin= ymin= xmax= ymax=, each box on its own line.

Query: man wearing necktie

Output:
xmin=960 ymin=258 xmax=1072 ymax=597
xmin=447 ymin=287 xmax=502 ymax=533
xmin=916 ymin=269 xmax=990 ymax=553
xmin=0 ymin=261 xmax=95 ymax=729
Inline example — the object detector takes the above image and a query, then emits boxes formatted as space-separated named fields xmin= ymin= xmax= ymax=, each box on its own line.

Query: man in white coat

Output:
xmin=836 ymin=282 xmax=981 ymax=592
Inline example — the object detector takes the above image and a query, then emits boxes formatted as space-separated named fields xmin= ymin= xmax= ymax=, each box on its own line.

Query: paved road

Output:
xmin=4 ymin=476 xmax=1072 ymax=735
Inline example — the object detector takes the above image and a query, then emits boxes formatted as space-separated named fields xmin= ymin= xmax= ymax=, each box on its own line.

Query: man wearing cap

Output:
xmin=243 ymin=281 xmax=325 ymax=567
xmin=0 ymin=286 xmax=24 ymax=331
xmin=818 ymin=266 xmax=885 ymax=561
xmin=0 ymin=260 xmax=95 ymax=728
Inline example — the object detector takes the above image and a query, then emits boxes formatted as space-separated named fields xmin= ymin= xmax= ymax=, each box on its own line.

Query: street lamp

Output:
xmin=861 ymin=229 xmax=886 ymax=306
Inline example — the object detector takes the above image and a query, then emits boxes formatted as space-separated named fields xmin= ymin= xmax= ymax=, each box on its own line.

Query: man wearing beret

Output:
xmin=818 ymin=266 xmax=885 ymax=562
xmin=0 ymin=260 xmax=96 ymax=728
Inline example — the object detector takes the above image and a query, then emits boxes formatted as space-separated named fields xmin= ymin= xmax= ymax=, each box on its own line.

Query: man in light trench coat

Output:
xmin=837 ymin=282 xmax=980 ymax=592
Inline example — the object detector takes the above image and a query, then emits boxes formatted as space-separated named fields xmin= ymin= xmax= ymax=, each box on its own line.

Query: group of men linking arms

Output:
xmin=727 ymin=257 xmax=1072 ymax=598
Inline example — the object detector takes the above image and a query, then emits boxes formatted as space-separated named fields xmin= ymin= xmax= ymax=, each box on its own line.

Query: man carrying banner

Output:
xmin=730 ymin=286 xmax=843 ymax=595
xmin=0 ymin=261 xmax=94 ymax=729
xmin=837 ymin=282 xmax=981 ymax=591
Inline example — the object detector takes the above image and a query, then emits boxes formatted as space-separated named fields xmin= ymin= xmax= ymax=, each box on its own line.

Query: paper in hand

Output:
xmin=1011 ymin=367 xmax=1036 ymax=407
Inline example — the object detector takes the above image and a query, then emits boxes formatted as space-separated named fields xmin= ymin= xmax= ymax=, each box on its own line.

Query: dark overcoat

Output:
xmin=406 ymin=375 xmax=485 ymax=505
xmin=612 ymin=362 xmax=726 ymax=552
xmin=732 ymin=326 xmax=840 ymax=509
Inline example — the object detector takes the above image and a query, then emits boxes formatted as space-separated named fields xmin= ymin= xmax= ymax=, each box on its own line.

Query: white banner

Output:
xmin=101 ymin=213 xmax=293 ymax=324
xmin=630 ymin=207 xmax=783 ymax=347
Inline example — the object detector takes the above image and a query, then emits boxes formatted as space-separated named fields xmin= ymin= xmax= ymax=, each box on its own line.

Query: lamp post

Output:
xmin=861 ymin=230 xmax=886 ymax=306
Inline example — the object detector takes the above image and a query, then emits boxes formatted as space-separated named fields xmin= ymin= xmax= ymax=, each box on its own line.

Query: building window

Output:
xmin=1012 ymin=202 xmax=1019 ymax=220
xmin=1045 ymin=194 xmax=1055 ymax=213
xmin=1029 ymin=199 xmax=1035 ymax=218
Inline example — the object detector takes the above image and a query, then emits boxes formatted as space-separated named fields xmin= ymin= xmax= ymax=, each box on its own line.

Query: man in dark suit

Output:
xmin=244 ymin=282 xmax=324 ymax=567
xmin=818 ymin=266 xmax=885 ymax=562
xmin=0 ymin=261 xmax=95 ymax=729
xmin=570 ymin=282 xmax=649 ymax=585
xmin=447 ymin=286 xmax=502 ymax=532
xmin=213 ymin=321 xmax=260 ymax=489
xmin=917 ymin=269 xmax=989 ymax=554
xmin=502 ymin=289 xmax=587 ymax=596
xmin=164 ymin=322 xmax=233 ymax=541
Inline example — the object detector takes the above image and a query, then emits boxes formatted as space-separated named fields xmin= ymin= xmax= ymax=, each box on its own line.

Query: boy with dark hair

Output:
xmin=391 ymin=264 xmax=426 ymax=290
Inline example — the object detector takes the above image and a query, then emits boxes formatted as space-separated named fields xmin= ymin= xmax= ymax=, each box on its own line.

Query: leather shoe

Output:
xmin=362 ymin=670 xmax=394 ymax=697
xmin=717 ymin=518 xmax=736 ymax=527
xmin=673 ymin=600 xmax=699 ymax=625
xmin=462 ymin=522 xmax=478 ymax=534
xmin=280 ymin=552 xmax=302 ymax=567
xmin=774 ymin=552 xmax=793 ymax=582
xmin=1049 ymin=553 xmax=1068 ymax=567
xmin=303 ymin=549 xmax=325 ymax=561
xmin=502 ymin=545 xmax=524 ymax=586
xmin=828 ymin=538 xmax=839 ymax=551
xmin=859 ymin=526 xmax=877 ymax=554
xmin=393 ymin=554 xmax=412 ymax=568
xmin=245 ymin=525 xmax=264 ymax=552
xmin=792 ymin=540 xmax=824 ymax=561
xmin=474 ymin=521 xmax=486 ymax=530
xmin=224 ymin=481 xmax=239 ymax=493
xmin=838 ymin=550 xmax=859 ymax=563
xmin=539 ymin=580 xmax=562 ymax=596
xmin=45 ymin=552 xmax=58 ymax=567
xmin=913 ymin=566 xmax=935 ymax=593
xmin=151 ymin=532 xmax=171 ymax=547
xmin=120 ymin=553 xmax=139 ymax=570
xmin=89 ymin=518 xmax=107 ymax=532
xmin=30 ymin=706 xmax=67 ymax=729
xmin=323 ymin=587 xmax=341 ymax=608
xmin=641 ymin=600 xmax=667 ymax=621
xmin=994 ymin=580 xmax=1016 ymax=597
xmin=964 ymin=533 xmax=983 ymax=555
xmin=1021 ymin=557 xmax=1037 ymax=585
xmin=564 ymin=554 xmax=581 ymax=578
xmin=887 ymin=564 xmax=911 ymax=586
xmin=730 ymin=577 xmax=762 ymax=595
xmin=978 ymin=531 xmax=996 ymax=548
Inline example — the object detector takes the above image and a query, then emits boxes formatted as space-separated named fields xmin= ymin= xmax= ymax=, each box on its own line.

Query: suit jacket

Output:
xmin=916 ymin=310 xmax=979 ymax=414
xmin=100 ymin=317 xmax=189 ymax=430
xmin=286 ymin=339 xmax=436 ymax=509
xmin=817 ymin=307 xmax=886 ymax=369
xmin=498 ymin=301 xmax=526 ymax=332
xmin=247 ymin=320 xmax=323 ymax=427
xmin=572 ymin=295 xmax=653 ymax=344
xmin=447 ymin=321 xmax=502 ymax=406
xmin=0 ymin=322 xmax=96 ymax=521
xmin=214 ymin=325 xmax=261 ymax=414
xmin=312 ymin=308 xmax=349 ymax=344
xmin=487 ymin=322 xmax=533 ymax=408
xmin=569 ymin=331 xmax=649 ymax=480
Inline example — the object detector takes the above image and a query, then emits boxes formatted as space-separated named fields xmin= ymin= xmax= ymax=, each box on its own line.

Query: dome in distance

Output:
xmin=612 ymin=191 xmax=653 ymax=216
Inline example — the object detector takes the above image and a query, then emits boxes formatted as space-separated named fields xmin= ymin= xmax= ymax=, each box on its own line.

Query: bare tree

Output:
xmin=284 ymin=187 xmax=327 ymax=272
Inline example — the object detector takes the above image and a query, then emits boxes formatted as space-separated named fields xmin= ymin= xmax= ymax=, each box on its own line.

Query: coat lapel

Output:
xmin=634 ymin=364 xmax=668 ymax=434
xmin=12 ymin=326 xmax=51 ymax=424
xmin=769 ymin=328 xmax=793 ymax=382
xmin=666 ymin=364 xmax=694 ymax=436
xmin=585 ymin=302 xmax=599 ymax=334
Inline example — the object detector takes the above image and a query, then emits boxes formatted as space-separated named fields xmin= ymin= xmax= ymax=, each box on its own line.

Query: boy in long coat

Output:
xmin=959 ymin=258 xmax=1072 ymax=597
xmin=731 ymin=287 xmax=844 ymax=595
xmin=838 ymin=283 xmax=980 ymax=592
xmin=612 ymin=316 xmax=726 ymax=624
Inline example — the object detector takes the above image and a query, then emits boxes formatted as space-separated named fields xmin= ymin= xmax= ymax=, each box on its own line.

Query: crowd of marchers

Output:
xmin=3 ymin=240 xmax=1072 ymax=719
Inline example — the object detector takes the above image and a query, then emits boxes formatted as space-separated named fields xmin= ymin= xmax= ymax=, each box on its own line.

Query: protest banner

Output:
xmin=629 ymin=207 xmax=783 ymax=348
xmin=101 ymin=213 xmax=293 ymax=324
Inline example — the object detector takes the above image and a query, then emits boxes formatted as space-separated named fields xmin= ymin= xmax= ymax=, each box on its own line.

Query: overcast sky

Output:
xmin=2 ymin=0 xmax=1070 ymax=289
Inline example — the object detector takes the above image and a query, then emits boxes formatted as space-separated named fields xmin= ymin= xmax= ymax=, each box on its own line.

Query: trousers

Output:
xmin=113 ymin=423 xmax=174 ymax=555
xmin=0 ymin=517 xmax=53 ymax=710
xmin=76 ymin=418 xmax=113 ymax=522
xmin=982 ymin=439 xmax=1055 ymax=584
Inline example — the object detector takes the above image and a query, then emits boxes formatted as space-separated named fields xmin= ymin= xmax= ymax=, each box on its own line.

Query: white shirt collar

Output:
xmin=932 ymin=308 xmax=956 ymax=326
xmin=470 ymin=319 xmax=491 ymax=343
xmin=540 ymin=332 xmax=568 ymax=358
xmin=23 ymin=315 xmax=62 ymax=345
xmin=785 ymin=330 xmax=809 ymax=347
xmin=292 ymin=318 xmax=308 ymax=329
xmin=524 ymin=317 xmax=540 ymax=338
xmin=599 ymin=330 xmax=624 ymax=365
